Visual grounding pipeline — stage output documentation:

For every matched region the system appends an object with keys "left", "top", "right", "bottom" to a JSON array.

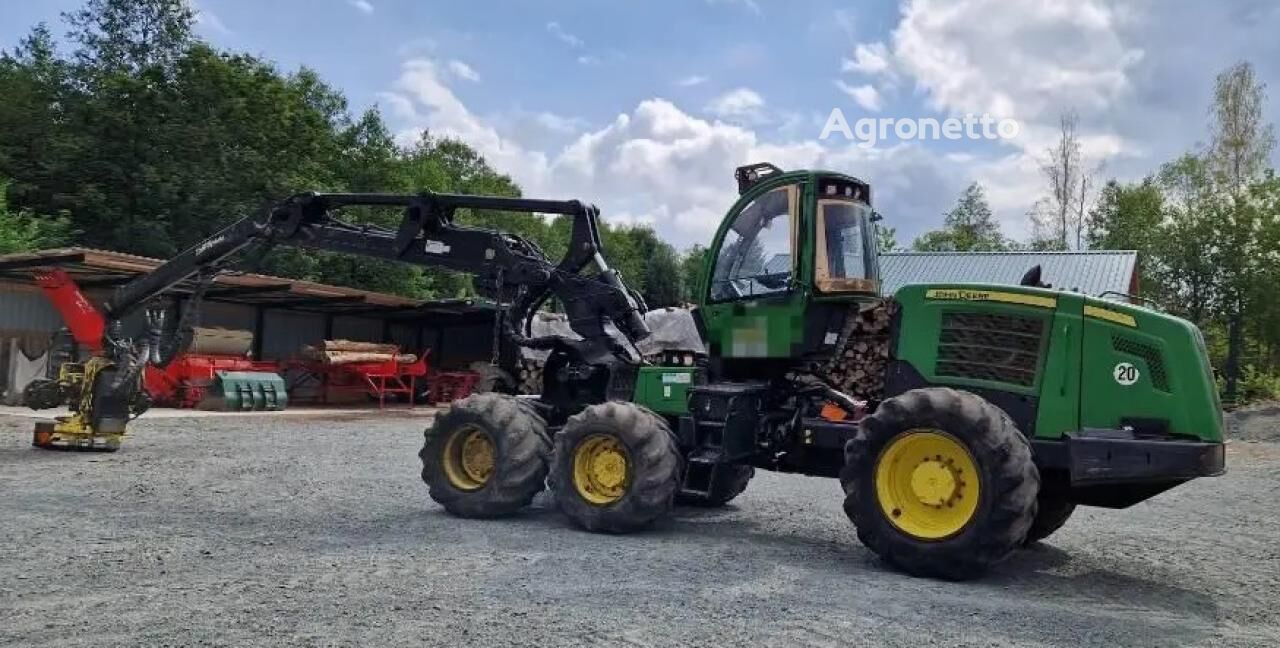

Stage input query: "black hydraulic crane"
[{"left": 29, "top": 191, "right": 651, "bottom": 450}]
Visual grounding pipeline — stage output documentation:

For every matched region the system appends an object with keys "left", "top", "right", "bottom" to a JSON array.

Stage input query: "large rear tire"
[
  {"left": 551, "top": 402, "right": 682, "bottom": 533},
  {"left": 420, "top": 393, "right": 550, "bottom": 518},
  {"left": 841, "top": 387, "right": 1039, "bottom": 580}
]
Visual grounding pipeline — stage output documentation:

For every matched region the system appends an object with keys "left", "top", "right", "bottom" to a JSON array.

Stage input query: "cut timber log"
[
  {"left": 301, "top": 341, "right": 416, "bottom": 365},
  {"left": 321, "top": 339, "right": 399, "bottom": 355},
  {"left": 186, "top": 327, "right": 253, "bottom": 356}
]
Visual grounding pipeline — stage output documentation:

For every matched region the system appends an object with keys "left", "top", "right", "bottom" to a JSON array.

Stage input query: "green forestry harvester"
[{"left": 41, "top": 163, "right": 1224, "bottom": 579}]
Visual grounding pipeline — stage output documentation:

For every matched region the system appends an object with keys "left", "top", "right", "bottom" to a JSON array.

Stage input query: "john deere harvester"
[{"left": 43, "top": 163, "right": 1224, "bottom": 579}]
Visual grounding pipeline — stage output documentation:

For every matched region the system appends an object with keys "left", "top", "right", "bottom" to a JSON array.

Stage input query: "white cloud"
[
  {"left": 677, "top": 75, "right": 709, "bottom": 87},
  {"left": 842, "top": 42, "right": 891, "bottom": 76},
  {"left": 890, "top": 0, "right": 1141, "bottom": 132},
  {"left": 378, "top": 59, "right": 991, "bottom": 246},
  {"left": 546, "top": 21, "right": 584, "bottom": 48},
  {"left": 447, "top": 60, "right": 480, "bottom": 83},
  {"left": 835, "top": 81, "right": 883, "bottom": 112},
  {"left": 705, "top": 87, "right": 766, "bottom": 122},
  {"left": 348, "top": 0, "right": 374, "bottom": 15},
  {"left": 577, "top": 55, "right": 601, "bottom": 66}
]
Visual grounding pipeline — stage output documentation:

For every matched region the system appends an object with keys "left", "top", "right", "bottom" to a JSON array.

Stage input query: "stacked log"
[
  {"left": 301, "top": 339, "right": 416, "bottom": 365},
  {"left": 517, "top": 357, "right": 545, "bottom": 395},
  {"left": 818, "top": 298, "right": 897, "bottom": 403}
]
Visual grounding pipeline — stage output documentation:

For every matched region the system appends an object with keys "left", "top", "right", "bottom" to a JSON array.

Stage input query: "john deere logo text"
[
  {"left": 928, "top": 289, "right": 991, "bottom": 301},
  {"left": 924, "top": 288, "right": 1057, "bottom": 309}
]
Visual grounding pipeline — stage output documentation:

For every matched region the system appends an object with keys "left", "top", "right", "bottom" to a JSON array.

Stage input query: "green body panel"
[
  {"left": 632, "top": 366, "right": 697, "bottom": 415},
  {"left": 1076, "top": 296, "right": 1223, "bottom": 442},
  {"left": 1034, "top": 293, "right": 1083, "bottom": 438},
  {"left": 891, "top": 284, "right": 1222, "bottom": 443},
  {"left": 700, "top": 300, "right": 811, "bottom": 359}
]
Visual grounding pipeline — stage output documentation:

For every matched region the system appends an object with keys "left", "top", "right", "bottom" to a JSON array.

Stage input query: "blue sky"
[{"left": 4, "top": 0, "right": 1280, "bottom": 249}]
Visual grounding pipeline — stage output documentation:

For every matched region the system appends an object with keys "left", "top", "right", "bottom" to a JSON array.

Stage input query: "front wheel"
[
  {"left": 419, "top": 393, "right": 550, "bottom": 518},
  {"left": 841, "top": 388, "right": 1039, "bottom": 580},
  {"left": 551, "top": 402, "right": 682, "bottom": 533}
]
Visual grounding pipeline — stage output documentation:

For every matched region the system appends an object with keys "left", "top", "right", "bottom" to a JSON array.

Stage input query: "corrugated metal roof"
[
  {"left": 0, "top": 247, "right": 495, "bottom": 319},
  {"left": 880, "top": 251, "right": 1137, "bottom": 298}
]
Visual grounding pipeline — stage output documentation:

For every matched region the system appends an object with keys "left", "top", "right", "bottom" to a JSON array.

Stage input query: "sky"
[{"left": 3, "top": 0, "right": 1280, "bottom": 250}]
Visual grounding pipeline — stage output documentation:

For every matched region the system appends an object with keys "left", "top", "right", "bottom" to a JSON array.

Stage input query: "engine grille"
[
  {"left": 936, "top": 312, "right": 1045, "bottom": 387},
  {"left": 1112, "top": 336, "right": 1170, "bottom": 392}
]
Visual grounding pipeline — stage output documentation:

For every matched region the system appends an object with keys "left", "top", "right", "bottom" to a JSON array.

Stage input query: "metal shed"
[
  {"left": 0, "top": 247, "right": 499, "bottom": 403},
  {"left": 879, "top": 250, "right": 1139, "bottom": 300}
]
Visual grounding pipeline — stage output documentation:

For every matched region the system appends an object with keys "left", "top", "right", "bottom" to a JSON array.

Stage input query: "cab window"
[
  {"left": 709, "top": 185, "right": 797, "bottom": 301},
  {"left": 815, "top": 199, "right": 877, "bottom": 293}
]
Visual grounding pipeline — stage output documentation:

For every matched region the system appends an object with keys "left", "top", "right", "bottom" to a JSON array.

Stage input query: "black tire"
[
  {"left": 419, "top": 393, "right": 551, "bottom": 518},
  {"left": 1025, "top": 494, "right": 1076, "bottom": 544},
  {"left": 675, "top": 465, "right": 754, "bottom": 507},
  {"left": 841, "top": 387, "right": 1039, "bottom": 580},
  {"left": 551, "top": 401, "right": 682, "bottom": 533}
]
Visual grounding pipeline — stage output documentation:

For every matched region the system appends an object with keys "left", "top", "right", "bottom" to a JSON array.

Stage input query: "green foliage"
[
  {"left": 876, "top": 226, "right": 898, "bottom": 252},
  {"left": 1234, "top": 366, "right": 1280, "bottom": 404},
  {"left": 679, "top": 244, "right": 709, "bottom": 303},
  {"left": 0, "top": 0, "right": 704, "bottom": 304},
  {"left": 912, "top": 182, "right": 1007, "bottom": 251},
  {"left": 0, "top": 179, "right": 73, "bottom": 253}
]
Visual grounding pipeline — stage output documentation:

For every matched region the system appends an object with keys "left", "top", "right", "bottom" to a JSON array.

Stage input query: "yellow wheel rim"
[
  {"left": 874, "top": 429, "right": 980, "bottom": 540},
  {"left": 572, "top": 434, "right": 630, "bottom": 505},
  {"left": 442, "top": 425, "right": 495, "bottom": 491}
]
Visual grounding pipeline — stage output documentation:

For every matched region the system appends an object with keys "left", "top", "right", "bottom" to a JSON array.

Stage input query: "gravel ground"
[{"left": 2, "top": 411, "right": 1278, "bottom": 648}]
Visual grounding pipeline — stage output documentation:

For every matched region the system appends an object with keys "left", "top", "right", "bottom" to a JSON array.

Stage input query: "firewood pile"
[
  {"left": 816, "top": 298, "right": 897, "bottom": 402},
  {"left": 517, "top": 357, "right": 545, "bottom": 395},
  {"left": 301, "top": 339, "right": 417, "bottom": 365}
]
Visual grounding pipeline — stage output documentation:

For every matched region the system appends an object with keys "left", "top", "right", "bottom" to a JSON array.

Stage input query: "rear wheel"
[
  {"left": 551, "top": 402, "right": 681, "bottom": 533},
  {"left": 420, "top": 393, "right": 550, "bottom": 517},
  {"left": 841, "top": 388, "right": 1039, "bottom": 580}
]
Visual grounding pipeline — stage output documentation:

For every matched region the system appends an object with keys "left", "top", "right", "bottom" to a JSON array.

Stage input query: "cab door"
[{"left": 699, "top": 180, "right": 810, "bottom": 360}]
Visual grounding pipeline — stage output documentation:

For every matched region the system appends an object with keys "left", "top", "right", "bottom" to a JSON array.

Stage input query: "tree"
[
  {"left": 680, "top": 244, "right": 708, "bottom": 303},
  {"left": 64, "top": 0, "right": 194, "bottom": 73},
  {"left": 1205, "top": 62, "right": 1277, "bottom": 401},
  {"left": 1036, "top": 110, "right": 1096, "bottom": 249},
  {"left": 876, "top": 226, "right": 898, "bottom": 252},
  {"left": 1208, "top": 62, "right": 1276, "bottom": 190},
  {"left": 1086, "top": 178, "right": 1164, "bottom": 280},
  {"left": 0, "top": 178, "right": 72, "bottom": 254},
  {"left": 912, "top": 182, "right": 1006, "bottom": 251}
]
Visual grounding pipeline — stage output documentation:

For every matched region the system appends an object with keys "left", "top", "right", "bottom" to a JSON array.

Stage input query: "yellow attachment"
[
  {"left": 32, "top": 356, "right": 125, "bottom": 452},
  {"left": 442, "top": 425, "right": 496, "bottom": 491},
  {"left": 572, "top": 434, "right": 630, "bottom": 505},
  {"left": 874, "top": 430, "right": 981, "bottom": 540}
]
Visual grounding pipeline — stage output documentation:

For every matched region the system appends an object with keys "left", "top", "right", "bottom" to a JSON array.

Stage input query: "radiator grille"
[
  {"left": 936, "top": 312, "right": 1045, "bottom": 387},
  {"left": 1112, "top": 336, "right": 1169, "bottom": 392}
]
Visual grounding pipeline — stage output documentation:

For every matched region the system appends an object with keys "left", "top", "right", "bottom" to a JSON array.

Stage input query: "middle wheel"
[{"left": 551, "top": 401, "right": 682, "bottom": 533}]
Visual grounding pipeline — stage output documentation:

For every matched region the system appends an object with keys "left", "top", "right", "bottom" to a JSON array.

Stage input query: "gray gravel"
[{"left": 2, "top": 412, "right": 1278, "bottom": 648}]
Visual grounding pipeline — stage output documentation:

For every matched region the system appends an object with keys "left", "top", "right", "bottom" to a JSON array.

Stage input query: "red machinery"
[
  {"left": 34, "top": 268, "right": 282, "bottom": 409},
  {"left": 286, "top": 347, "right": 431, "bottom": 408}
]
